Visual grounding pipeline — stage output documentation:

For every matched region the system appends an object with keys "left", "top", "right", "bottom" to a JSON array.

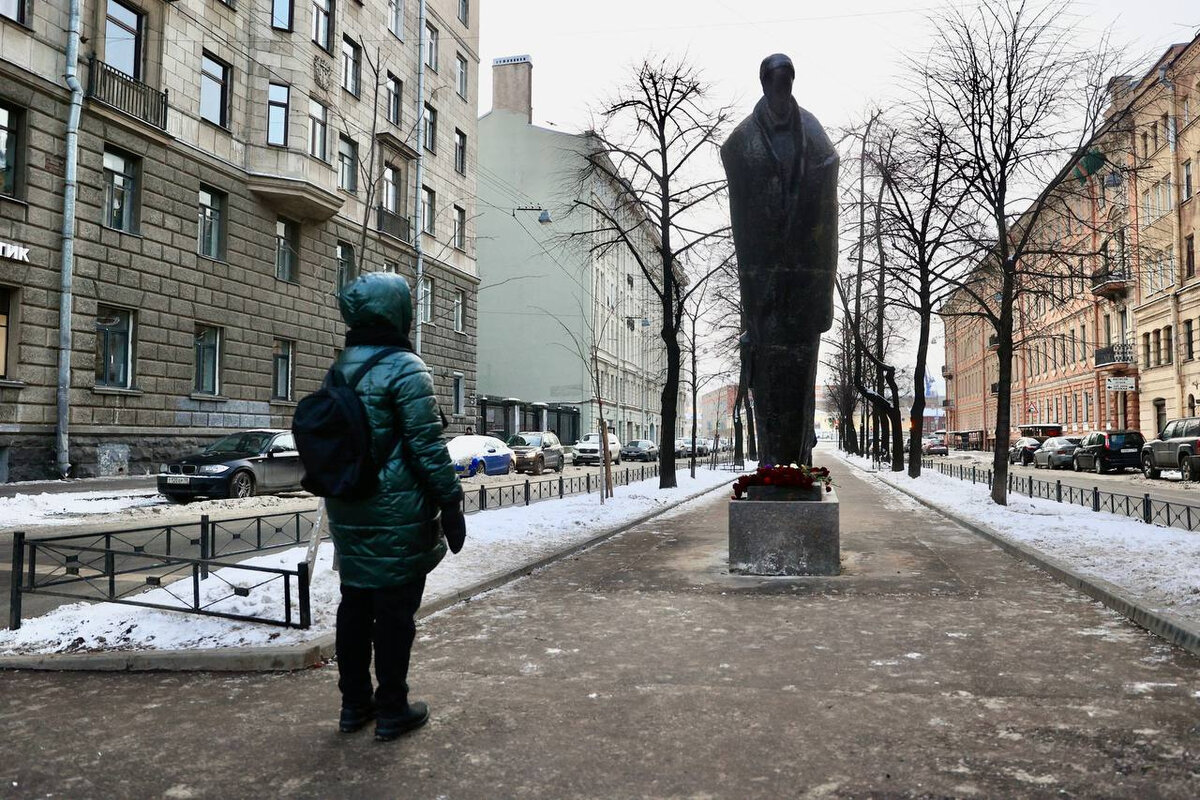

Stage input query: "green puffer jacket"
[{"left": 325, "top": 272, "right": 462, "bottom": 588}]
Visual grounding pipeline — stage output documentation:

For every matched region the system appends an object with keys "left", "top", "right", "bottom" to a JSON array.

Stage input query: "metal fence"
[{"left": 912, "top": 458, "right": 1200, "bottom": 533}]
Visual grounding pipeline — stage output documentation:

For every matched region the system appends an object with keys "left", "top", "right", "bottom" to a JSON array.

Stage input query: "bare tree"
[
  {"left": 824, "top": 277, "right": 861, "bottom": 454},
  {"left": 917, "top": 0, "right": 1126, "bottom": 504},
  {"left": 571, "top": 56, "right": 733, "bottom": 489}
]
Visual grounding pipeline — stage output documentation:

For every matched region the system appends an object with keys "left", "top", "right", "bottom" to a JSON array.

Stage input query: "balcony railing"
[
  {"left": 942, "top": 399, "right": 953, "bottom": 408},
  {"left": 1091, "top": 268, "right": 1132, "bottom": 298},
  {"left": 1094, "top": 343, "right": 1135, "bottom": 367},
  {"left": 376, "top": 206, "right": 413, "bottom": 243},
  {"left": 987, "top": 334, "right": 1000, "bottom": 350},
  {"left": 87, "top": 58, "right": 168, "bottom": 131},
  {"left": 941, "top": 365, "right": 953, "bottom": 378}
]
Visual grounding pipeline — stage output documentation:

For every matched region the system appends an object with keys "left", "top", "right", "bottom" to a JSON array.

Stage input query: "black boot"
[
  {"left": 338, "top": 703, "right": 375, "bottom": 733},
  {"left": 374, "top": 701, "right": 430, "bottom": 741}
]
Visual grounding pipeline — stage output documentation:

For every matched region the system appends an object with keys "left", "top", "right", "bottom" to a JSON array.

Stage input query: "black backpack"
[{"left": 293, "top": 347, "right": 402, "bottom": 499}]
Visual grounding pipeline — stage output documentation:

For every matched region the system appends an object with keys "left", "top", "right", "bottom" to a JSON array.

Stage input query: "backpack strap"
[{"left": 343, "top": 346, "right": 404, "bottom": 390}]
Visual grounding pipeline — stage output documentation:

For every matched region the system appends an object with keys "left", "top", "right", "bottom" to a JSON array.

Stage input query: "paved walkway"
[{"left": 2, "top": 457, "right": 1198, "bottom": 798}]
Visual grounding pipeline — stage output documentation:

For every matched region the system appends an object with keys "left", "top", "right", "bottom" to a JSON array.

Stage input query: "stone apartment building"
[
  {"left": 475, "top": 56, "right": 686, "bottom": 447},
  {"left": 0, "top": 0, "right": 479, "bottom": 481},
  {"left": 943, "top": 33, "right": 1200, "bottom": 448}
]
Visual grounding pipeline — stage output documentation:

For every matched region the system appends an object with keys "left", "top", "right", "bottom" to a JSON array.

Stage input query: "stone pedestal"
[{"left": 728, "top": 489, "right": 840, "bottom": 576}]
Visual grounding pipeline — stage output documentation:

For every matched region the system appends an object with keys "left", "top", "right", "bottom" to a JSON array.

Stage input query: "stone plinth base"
[{"left": 728, "top": 489, "right": 840, "bottom": 576}]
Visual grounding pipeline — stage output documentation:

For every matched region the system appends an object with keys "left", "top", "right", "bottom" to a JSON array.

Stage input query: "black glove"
[{"left": 441, "top": 501, "right": 466, "bottom": 554}]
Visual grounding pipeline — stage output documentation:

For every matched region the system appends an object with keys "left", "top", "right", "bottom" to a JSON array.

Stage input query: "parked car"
[
  {"left": 620, "top": 439, "right": 659, "bottom": 462},
  {"left": 673, "top": 438, "right": 690, "bottom": 457},
  {"left": 1140, "top": 417, "right": 1200, "bottom": 479},
  {"left": 922, "top": 439, "right": 949, "bottom": 456},
  {"left": 1007, "top": 436, "right": 1046, "bottom": 466},
  {"left": 677, "top": 437, "right": 711, "bottom": 457},
  {"left": 574, "top": 432, "right": 622, "bottom": 466},
  {"left": 506, "top": 431, "right": 565, "bottom": 475},
  {"left": 1073, "top": 430, "right": 1145, "bottom": 474},
  {"left": 446, "top": 435, "right": 514, "bottom": 477},
  {"left": 158, "top": 429, "right": 303, "bottom": 503},
  {"left": 1032, "top": 436, "right": 1082, "bottom": 469}
]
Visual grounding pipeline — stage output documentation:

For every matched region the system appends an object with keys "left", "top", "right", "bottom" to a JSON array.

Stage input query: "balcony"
[
  {"left": 1091, "top": 268, "right": 1132, "bottom": 301},
  {"left": 987, "top": 334, "right": 999, "bottom": 351},
  {"left": 990, "top": 382, "right": 999, "bottom": 395},
  {"left": 87, "top": 58, "right": 168, "bottom": 131},
  {"left": 376, "top": 206, "right": 413, "bottom": 243},
  {"left": 942, "top": 399, "right": 953, "bottom": 408},
  {"left": 941, "top": 365, "right": 953, "bottom": 379},
  {"left": 1094, "top": 343, "right": 1135, "bottom": 369}
]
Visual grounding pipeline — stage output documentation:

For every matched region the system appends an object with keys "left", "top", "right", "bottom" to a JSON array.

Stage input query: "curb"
[
  {"left": 0, "top": 475, "right": 736, "bottom": 673},
  {"left": 846, "top": 459, "right": 1200, "bottom": 659}
]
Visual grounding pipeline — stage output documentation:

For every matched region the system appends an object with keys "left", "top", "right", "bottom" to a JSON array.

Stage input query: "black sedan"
[
  {"left": 1032, "top": 436, "right": 1082, "bottom": 469},
  {"left": 620, "top": 439, "right": 659, "bottom": 462},
  {"left": 158, "top": 429, "right": 304, "bottom": 503},
  {"left": 1007, "top": 436, "right": 1046, "bottom": 466}
]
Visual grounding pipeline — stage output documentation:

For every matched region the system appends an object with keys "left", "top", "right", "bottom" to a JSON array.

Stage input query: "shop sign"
[
  {"left": 1, "top": 241, "right": 31, "bottom": 263},
  {"left": 1105, "top": 377, "right": 1136, "bottom": 392}
]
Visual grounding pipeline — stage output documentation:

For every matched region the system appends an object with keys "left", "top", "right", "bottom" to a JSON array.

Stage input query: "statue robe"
[{"left": 721, "top": 96, "right": 839, "bottom": 466}]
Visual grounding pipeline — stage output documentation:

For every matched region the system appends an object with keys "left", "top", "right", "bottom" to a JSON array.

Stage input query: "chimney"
[{"left": 492, "top": 55, "right": 533, "bottom": 123}]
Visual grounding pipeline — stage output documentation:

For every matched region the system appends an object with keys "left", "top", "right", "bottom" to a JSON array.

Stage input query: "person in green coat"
[{"left": 326, "top": 271, "right": 466, "bottom": 741}]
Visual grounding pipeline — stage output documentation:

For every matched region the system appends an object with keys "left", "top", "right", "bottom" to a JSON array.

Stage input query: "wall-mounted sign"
[
  {"left": 1105, "top": 377, "right": 1136, "bottom": 392},
  {"left": 1, "top": 242, "right": 31, "bottom": 263}
]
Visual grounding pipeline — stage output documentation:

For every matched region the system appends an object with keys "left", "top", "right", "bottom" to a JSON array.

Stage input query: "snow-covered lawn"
[
  {"left": 832, "top": 451, "right": 1200, "bottom": 626},
  {"left": 0, "top": 467, "right": 743, "bottom": 655}
]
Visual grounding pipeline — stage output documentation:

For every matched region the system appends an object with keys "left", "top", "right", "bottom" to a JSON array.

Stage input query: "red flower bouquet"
[{"left": 731, "top": 464, "right": 833, "bottom": 500}]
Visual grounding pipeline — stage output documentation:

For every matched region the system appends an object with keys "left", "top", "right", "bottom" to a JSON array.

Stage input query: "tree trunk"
[
  {"left": 990, "top": 271, "right": 1016, "bottom": 505},
  {"left": 745, "top": 390, "right": 758, "bottom": 460},
  {"left": 658, "top": 324, "right": 681, "bottom": 489},
  {"left": 907, "top": 291, "right": 932, "bottom": 477},
  {"left": 689, "top": 324, "right": 699, "bottom": 479}
]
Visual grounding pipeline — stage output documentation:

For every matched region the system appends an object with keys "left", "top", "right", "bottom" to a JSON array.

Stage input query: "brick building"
[{"left": 0, "top": 0, "right": 479, "bottom": 480}]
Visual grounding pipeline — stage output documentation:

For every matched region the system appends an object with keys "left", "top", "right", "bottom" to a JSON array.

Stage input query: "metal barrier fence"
[{"left": 910, "top": 458, "right": 1200, "bottom": 533}]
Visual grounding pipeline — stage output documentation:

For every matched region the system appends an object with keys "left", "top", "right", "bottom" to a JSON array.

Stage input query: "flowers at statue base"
[{"left": 731, "top": 464, "right": 833, "bottom": 500}]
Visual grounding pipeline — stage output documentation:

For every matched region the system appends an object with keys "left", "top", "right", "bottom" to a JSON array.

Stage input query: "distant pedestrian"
[
  {"left": 325, "top": 272, "right": 466, "bottom": 742},
  {"left": 465, "top": 425, "right": 474, "bottom": 435}
]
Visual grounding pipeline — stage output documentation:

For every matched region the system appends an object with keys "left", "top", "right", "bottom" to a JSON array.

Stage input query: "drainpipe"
[
  {"left": 412, "top": 0, "right": 428, "bottom": 355},
  {"left": 55, "top": 0, "right": 84, "bottom": 478}
]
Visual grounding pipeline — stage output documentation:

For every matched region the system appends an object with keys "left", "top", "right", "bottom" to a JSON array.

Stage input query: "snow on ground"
[
  {"left": 0, "top": 489, "right": 167, "bottom": 527},
  {"left": 0, "top": 466, "right": 742, "bottom": 655},
  {"left": 831, "top": 451, "right": 1200, "bottom": 626}
]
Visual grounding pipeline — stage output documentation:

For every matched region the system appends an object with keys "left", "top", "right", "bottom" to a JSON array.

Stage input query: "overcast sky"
[{"left": 475, "top": 1, "right": 1200, "bottom": 392}]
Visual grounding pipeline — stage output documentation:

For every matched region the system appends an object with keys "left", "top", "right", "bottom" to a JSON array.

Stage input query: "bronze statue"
[{"left": 721, "top": 54, "right": 839, "bottom": 467}]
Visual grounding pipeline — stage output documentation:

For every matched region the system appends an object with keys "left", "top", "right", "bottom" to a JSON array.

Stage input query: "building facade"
[
  {"left": 475, "top": 56, "right": 685, "bottom": 446},
  {"left": 0, "top": 0, "right": 479, "bottom": 481}
]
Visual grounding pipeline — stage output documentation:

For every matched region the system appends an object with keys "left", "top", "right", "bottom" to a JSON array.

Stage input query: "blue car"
[{"left": 447, "top": 435, "right": 515, "bottom": 477}]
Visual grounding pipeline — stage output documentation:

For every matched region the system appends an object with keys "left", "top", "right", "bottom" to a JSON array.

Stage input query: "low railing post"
[
  {"left": 9, "top": 532, "right": 25, "bottom": 631},
  {"left": 1055, "top": 480, "right": 1062, "bottom": 504},
  {"left": 1092, "top": 487, "right": 1100, "bottom": 512},
  {"left": 971, "top": 466, "right": 976, "bottom": 484},
  {"left": 105, "top": 549, "right": 116, "bottom": 600},
  {"left": 524, "top": 480, "right": 531, "bottom": 506},
  {"left": 1143, "top": 493, "right": 1152, "bottom": 524},
  {"left": 559, "top": 475, "right": 565, "bottom": 497},
  {"left": 586, "top": 473, "right": 591, "bottom": 493},
  {"left": 1028, "top": 477, "right": 1034, "bottom": 498},
  {"left": 199, "top": 515, "right": 210, "bottom": 579},
  {"left": 479, "top": 484, "right": 486, "bottom": 511},
  {"left": 297, "top": 562, "right": 311, "bottom": 629}
]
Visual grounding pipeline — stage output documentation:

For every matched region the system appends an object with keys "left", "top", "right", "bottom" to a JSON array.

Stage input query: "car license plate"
[
  {"left": 166, "top": 476, "right": 189, "bottom": 484},
  {"left": 1120, "top": 448, "right": 1135, "bottom": 453}
]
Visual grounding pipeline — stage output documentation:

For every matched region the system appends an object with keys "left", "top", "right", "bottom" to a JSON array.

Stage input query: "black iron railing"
[
  {"left": 910, "top": 457, "right": 1200, "bottom": 533},
  {"left": 461, "top": 462, "right": 662, "bottom": 513},
  {"left": 1091, "top": 268, "right": 1132, "bottom": 292},
  {"left": 87, "top": 57, "right": 169, "bottom": 131},
  {"left": 1094, "top": 343, "right": 1135, "bottom": 367},
  {"left": 376, "top": 206, "right": 412, "bottom": 242}
]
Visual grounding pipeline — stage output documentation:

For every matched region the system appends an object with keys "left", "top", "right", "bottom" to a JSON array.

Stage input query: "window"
[
  {"left": 194, "top": 326, "right": 221, "bottom": 395},
  {"left": 457, "top": 0, "right": 468, "bottom": 25},
  {"left": 452, "top": 372, "right": 465, "bottom": 415},
  {"left": 1165, "top": 325, "right": 1174, "bottom": 364},
  {"left": 453, "top": 205, "right": 466, "bottom": 250},
  {"left": 1188, "top": 235, "right": 1196, "bottom": 279},
  {"left": 454, "top": 128, "right": 467, "bottom": 174},
  {"left": 425, "top": 22, "right": 438, "bottom": 70},
  {"left": 0, "top": 286, "right": 10, "bottom": 379},
  {"left": 423, "top": 103, "right": 437, "bottom": 152},
  {"left": 341, "top": 36, "right": 361, "bottom": 96},
  {"left": 417, "top": 275, "right": 432, "bottom": 323},
  {"left": 456, "top": 53, "right": 468, "bottom": 99},
  {"left": 1186, "top": 161, "right": 1194, "bottom": 201},
  {"left": 308, "top": 98, "right": 327, "bottom": 159},
  {"left": 312, "top": 0, "right": 332, "bottom": 49},
  {"left": 104, "top": 0, "right": 142, "bottom": 79},
  {"left": 272, "top": 339, "right": 293, "bottom": 400},
  {"left": 1187, "top": 320, "right": 1195, "bottom": 361},
  {"left": 271, "top": 0, "right": 292, "bottom": 29},
  {"left": 200, "top": 53, "right": 231, "bottom": 128},
  {"left": 95, "top": 307, "right": 133, "bottom": 388},
  {"left": 275, "top": 217, "right": 299, "bottom": 282},
  {"left": 197, "top": 185, "right": 225, "bottom": 259},
  {"left": 1153, "top": 329, "right": 1162, "bottom": 365},
  {"left": 386, "top": 73, "right": 402, "bottom": 124},
  {"left": 1, "top": 0, "right": 27, "bottom": 24},
  {"left": 421, "top": 185, "right": 435, "bottom": 234},
  {"left": 338, "top": 136, "right": 358, "bottom": 191},
  {"left": 453, "top": 289, "right": 464, "bottom": 333},
  {"left": 387, "top": 0, "right": 403, "bottom": 38},
  {"left": 381, "top": 164, "right": 399, "bottom": 213},
  {"left": 102, "top": 148, "right": 138, "bottom": 232},
  {"left": 267, "top": 83, "right": 289, "bottom": 146},
  {"left": 0, "top": 103, "right": 17, "bottom": 197},
  {"left": 336, "top": 241, "right": 354, "bottom": 289}
]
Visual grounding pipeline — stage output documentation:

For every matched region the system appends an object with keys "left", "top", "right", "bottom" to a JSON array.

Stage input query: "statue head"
[{"left": 759, "top": 53, "right": 795, "bottom": 114}]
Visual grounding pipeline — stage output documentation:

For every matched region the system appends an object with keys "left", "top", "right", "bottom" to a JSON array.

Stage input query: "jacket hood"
[{"left": 338, "top": 272, "right": 413, "bottom": 336}]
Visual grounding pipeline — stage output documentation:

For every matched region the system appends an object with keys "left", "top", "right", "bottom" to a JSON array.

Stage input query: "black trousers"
[{"left": 335, "top": 576, "right": 427, "bottom": 713}]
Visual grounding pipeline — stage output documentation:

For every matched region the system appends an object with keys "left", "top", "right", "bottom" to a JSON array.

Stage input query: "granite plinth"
[{"left": 728, "top": 488, "right": 840, "bottom": 576}]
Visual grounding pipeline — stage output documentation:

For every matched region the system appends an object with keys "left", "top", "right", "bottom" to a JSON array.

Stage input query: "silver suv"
[{"left": 1141, "top": 418, "right": 1200, "bottom": 480}]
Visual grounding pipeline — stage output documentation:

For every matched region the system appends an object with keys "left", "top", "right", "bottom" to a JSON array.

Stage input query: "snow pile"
[
  {"left": 834, "top": 452, "right": 1200, "bottom": 624},
  {"left": 0, "top": 466, "right": 744, "bottom": 655},
  {"left": 0, "top": 489, "right": 166, "bottom": 527}
]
